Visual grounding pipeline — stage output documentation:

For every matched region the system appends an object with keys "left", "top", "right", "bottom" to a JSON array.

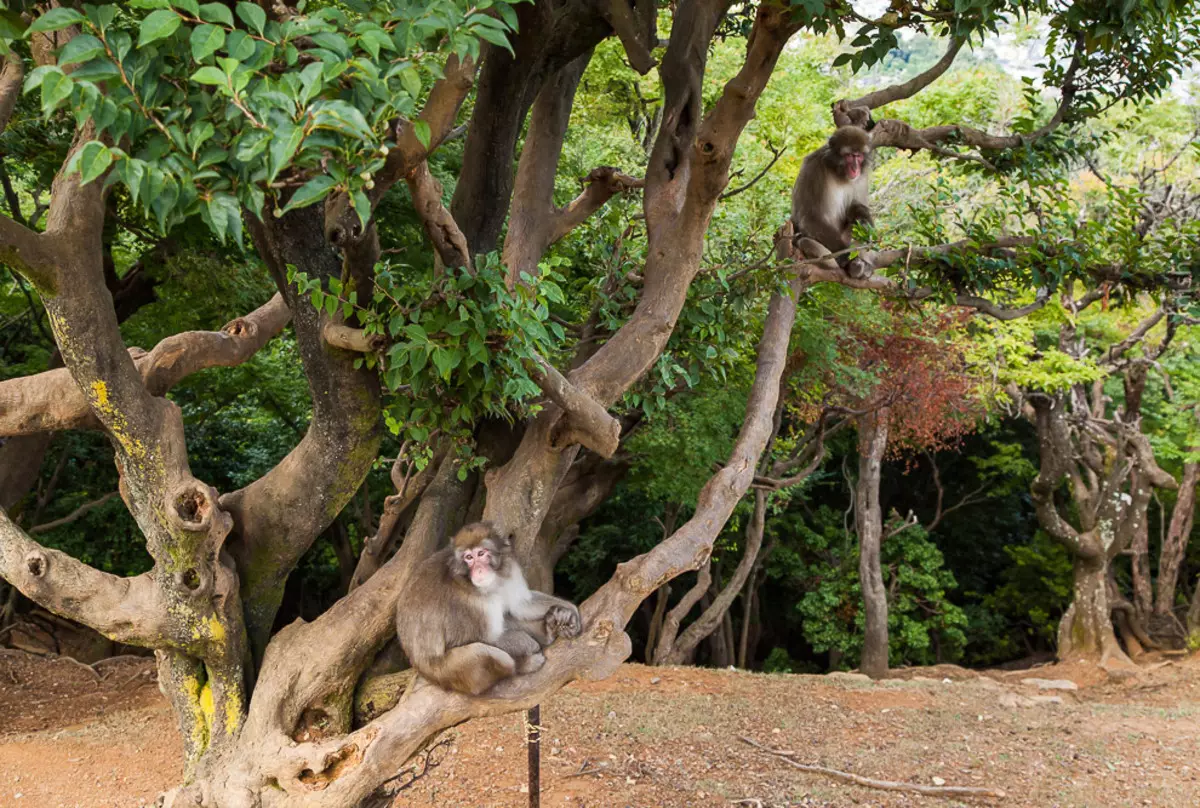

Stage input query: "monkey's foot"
[
  {"left": 546, "top": 605, "right": 582, "bottom": 640},
  {"left": 515, "top": 652, "right": 546, "bottom": 675}
]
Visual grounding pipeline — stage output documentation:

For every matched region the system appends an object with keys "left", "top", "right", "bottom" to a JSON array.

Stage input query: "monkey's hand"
[
  {"left": 545, "top": 604, "right": 582, "bottom": 642},
  {"left": 844, "top": 256, "right": 874, "bottom": 280}
]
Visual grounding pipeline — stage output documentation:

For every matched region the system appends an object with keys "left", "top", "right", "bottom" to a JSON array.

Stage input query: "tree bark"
[
  {"left": 1130, "top": 501, "right": 1153, "bottom": 618},
  {"left": 655, "top": 488, "right": 768, "bottom": 666},
  {"left": 856, "top": 409, "right": 890, "bottom": 679},
  {"left": 1155, "top": 461, "right": 1198, "bottom": 615},
  {"left": 1057, "top": 548, "right": 1126, "bottom": 663},
  {"left": 1188, "top": 575, "right": 1200, "bottom": 643}
]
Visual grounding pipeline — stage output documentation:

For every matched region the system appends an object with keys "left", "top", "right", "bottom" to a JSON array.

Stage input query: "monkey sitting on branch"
[
  {"left": 397, "top": 522, "right": 583, "bottom": 696},
  {"left": 790, "top": 126, "right": 876, "bottom": 280}
]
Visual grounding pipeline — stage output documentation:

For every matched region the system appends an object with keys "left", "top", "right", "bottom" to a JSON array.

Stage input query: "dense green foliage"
[{"left": 2, "top": 3, "right": 1198, "bottom": 672}]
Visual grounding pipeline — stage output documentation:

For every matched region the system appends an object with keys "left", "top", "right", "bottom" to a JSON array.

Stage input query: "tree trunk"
[
  {"left": 645, "top": 583, "right": 670, "bottom": 661},
  {"left": 1188, "top": 575, "right": 1200, "bottom": 643},
  {"left": 1057, "top": 550, "right": 1126, "bottom": 663},
  {"left": 856, "top": 409, "right": 890, "bottom": 680},
  {"left": 1155, "top": 461, "right": 1198, "bottom": 615},
  {"left": 1130, "top": 502, "right": 1153, "bottom": 619}
]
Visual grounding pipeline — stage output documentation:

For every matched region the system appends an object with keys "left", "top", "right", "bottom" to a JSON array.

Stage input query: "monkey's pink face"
[
  {"left": 843, "top": 151, "right": 865, "bottom": 179},
  {"left": 462, "top": 547, "right": 497, "bottom": 588}
]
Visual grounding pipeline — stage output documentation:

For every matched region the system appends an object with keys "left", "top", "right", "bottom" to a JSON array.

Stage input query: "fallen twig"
[{"left": 739, "top": 736, "right": 1006, "bottom": 799}]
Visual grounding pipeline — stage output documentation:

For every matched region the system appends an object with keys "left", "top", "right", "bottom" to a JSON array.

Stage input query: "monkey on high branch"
[
  {"left": 397, "top": 522, "right": 583, "bottom": 696},
  {"left": 790, "top": 126, "right": 876, "bottom": 280}
]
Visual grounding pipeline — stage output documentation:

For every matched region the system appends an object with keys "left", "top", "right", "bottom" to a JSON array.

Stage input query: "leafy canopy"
[{"left": 11, "top": 0, "right": 524, "bottom": 241}]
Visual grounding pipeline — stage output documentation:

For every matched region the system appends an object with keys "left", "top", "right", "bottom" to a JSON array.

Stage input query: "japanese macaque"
[
  {"left": 790, "top": 126, "right": 875, "bottom": 279},
  {"left": 396, "top": 522, "right": 583, "bottom": 696}
]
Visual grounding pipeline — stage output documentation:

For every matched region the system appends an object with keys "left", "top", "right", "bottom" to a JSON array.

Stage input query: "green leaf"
[
  {"left": 268, "top": 121, "right": 304, "bottom": 182},
  {"left": 351, "top": 189, "right": 371, "bottom": 231},
  {"left": 171, "top": 0, "right": 201, "bottom": 15},
  {"left": 27, "top": 7, "right": 85, "bottom": 36},
  {"left": 282, "top": 174, "right": 336, "bottom": 212},
  {"left": 188, "top": 120, "right": 215, "bottom": 154},
  {"left": 298, "top": 61, "right": 324, "bottom": 105},
  {"left": 236, "top": 2, "right": 266, "bottom": 34},
  {"left": 496, "top": 3, "right": 519, "bottom": 32},
  {"left": 432, "top": 348, "right": 461, "bottom": 379},
  {"left": 473, "top": 26, "right": 513, "bottom": 55},
  {"left": 191, "top": 24, "right": 226, "bottom": 61},
  {"left": 129, "top": 0, "right": 171, "bottom": 8},
  {"left": 206, "top": 192, "right": 242, "bottom": 244},
  {"left": 138, "top": 9, "right": 182, "bottom": 47},
  {"left": 40, "top": 70, "right": 74, "bottom": 114},
  {"left": 69, "top": 58, "right": 121, "bottom": 81},
  {"left": 57, "top": 34, "right": 105, "bottom": 67},
  {"left": 192, "top": 65, "right": 227, "bottom": 85},
  {"left": 399, "top": 67, "right": 421, "bottom": 100},
  {"left": 412, "top": 119, "right": 431, "bottom": 149},
  {"left": 310, "top": 99, "right": 372, "bottom": 138},
  {"left": 78, "top": 141, "right": 112, "bottom": 185},
  {"left": 198, "top": 2, "right": 235, "bottom": 26},
  {"left": 225, "top": 29, "right": 255, "bottom": 60},
  {"left": 234, "top": 129, "right": 270, "bottom": 162}
]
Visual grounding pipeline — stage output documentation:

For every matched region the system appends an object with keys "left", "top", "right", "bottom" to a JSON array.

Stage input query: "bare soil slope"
[{"left": 1, "top": 650, "right": 1198, "bottom": 807}]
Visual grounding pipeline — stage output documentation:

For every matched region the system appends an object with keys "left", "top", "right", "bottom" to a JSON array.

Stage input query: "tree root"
[{"left": 739, "top": 736, "right": 1006, "bottom": 799}]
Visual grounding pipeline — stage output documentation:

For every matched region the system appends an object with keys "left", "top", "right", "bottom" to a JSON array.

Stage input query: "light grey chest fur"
[
  {"left": 825, "top": 176, "right": 864, "bottom": 223},
  {"left": 477, "top": 569, "right": 533, "bottom": 642}
]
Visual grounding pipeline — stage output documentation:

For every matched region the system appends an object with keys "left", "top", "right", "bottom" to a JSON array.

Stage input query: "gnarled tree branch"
[{"left": 0, "top": 294, "right": 291, "bottom": 436}]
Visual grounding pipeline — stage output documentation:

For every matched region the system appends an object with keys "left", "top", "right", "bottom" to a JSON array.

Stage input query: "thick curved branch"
[
  {"left": 841, "top": 37, "right": 965, "bottom": 111},
  {"left": 0, "top": 509, "right": 170, "bottom": 646},
  {"left": 229, "top": 209, "right": 382, "bottom": 658},
  {"left": 1029, "top": 396, "right": 1084, "bottom": 553},
  {"left": 369, "top": 55, "right": 478, "bottom": 205},
  {"left": 408, "top": 161, "right": 471, "bottom": 269},
  {"left": 0, "top": 294, "right": 291, "bottom": 436},
  {"left": 0, "top": 215, "right": 57, "bottom": 294},
  {"left": 602, "top": 0, "right": 657, "bottom": 74},
  {"left": 576, "top": 1, "right": 798, "bottom": 404},
  {"left": 528, "top": 356, "right": 621, "bottom": 459}
]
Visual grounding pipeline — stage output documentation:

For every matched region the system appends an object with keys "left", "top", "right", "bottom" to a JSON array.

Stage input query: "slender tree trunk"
[
  {"left": 856, "top": 409, "right": 890, "bottom": 679},
  {"left": 1188, "top": 575, "right": 1200, "bottom": 643},
  {"left": 645, "top": 584, "right": 669, "bottom": 661},
  {"left": 721, "top": 610, "right": 735, "bottom": 667},
  {"left": 655, "top": 490, "right": 769, "bottom": 666},
  {"left": 1130, "top": 506, "right": 1153, "bottom": 618},
  {"left": 737, "top": 580, "right": 756, "bottom": 669},
  {"left": 651, "top": 560, "right": 712, "bottom": 665},
  {"left": 1156, "top": 462, "right": 1198, "bottom": 615}
]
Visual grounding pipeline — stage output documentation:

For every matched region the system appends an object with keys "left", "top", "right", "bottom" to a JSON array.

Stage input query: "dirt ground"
[{"left": 1, "top": 650, "right": 1198, "bottom": 808}]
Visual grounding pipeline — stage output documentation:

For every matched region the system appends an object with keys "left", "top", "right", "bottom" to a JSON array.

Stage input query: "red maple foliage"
[{"left": 797, "top": 302, "right": 984, "bottom": 457}]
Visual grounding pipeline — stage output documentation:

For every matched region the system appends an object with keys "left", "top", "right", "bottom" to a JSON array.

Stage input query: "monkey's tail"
[{"left": 424, "top": 643, "right": 516, "bottom": 696}]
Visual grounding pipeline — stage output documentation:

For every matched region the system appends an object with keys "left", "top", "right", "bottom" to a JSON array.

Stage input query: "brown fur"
[
  {"left": 396, "top": 522, "right": 582, "bottom": 696},
  {"left": 790, "top": 126, "right": 875, "bottom": 279}
]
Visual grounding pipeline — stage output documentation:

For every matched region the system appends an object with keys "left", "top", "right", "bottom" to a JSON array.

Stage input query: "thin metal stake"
[{"left": 527, "top": 704, "right": 541, "bottom": 808}]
